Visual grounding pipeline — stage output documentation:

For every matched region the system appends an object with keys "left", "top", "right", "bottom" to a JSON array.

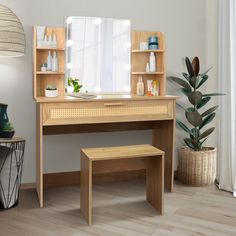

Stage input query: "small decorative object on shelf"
[
  {"left": 0, "top": 122, "right": 15, "bottom": 139},
  {"left": 0, "top": 138, "right": 25, "bottom": 210},
  {"left": 148, "top": 36, "right": 158, "bottom": 50},
  {"left": 45, "top": 84, "right": 58, "bottom": 97},
  {"left": 139, "top": 42, "right": 148, "bottom": 50},
  {"left": 149, "top": 52, "right": 156, "bottom": 72},
  {"left": 136, "top": 76, "right": 144, "bottom": 96},
  {"left": 67, "top": 77, "right": 83, "bottom": 94},
  {"left": 41, "top": 63, "right": 47, "bottom": 72}
]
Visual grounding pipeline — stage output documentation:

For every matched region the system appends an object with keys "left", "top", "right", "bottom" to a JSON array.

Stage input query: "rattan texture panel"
[{"left": 49, "top": 105, "right": 168, "bottom": 119}]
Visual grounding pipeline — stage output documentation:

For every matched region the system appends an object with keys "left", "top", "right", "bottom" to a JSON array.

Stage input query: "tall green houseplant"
[{"left": 169, "top": 57, "right": 223, "bottom": 151}]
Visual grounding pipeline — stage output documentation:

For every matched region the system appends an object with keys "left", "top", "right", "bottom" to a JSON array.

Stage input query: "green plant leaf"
[
  {"left": 186, "top": 110, "right": 203, "bottom": 127},
  {"left": 192, "top": 57, "right": 200, "bottom": 76},
  {"left": 196, "top": 97, "right": 211, "bottom": 109},
  {"left": 184, "top": 138, "right": 197, "bottom": 150},
  {"left": 185, "top": 57, "right": 194, "bottom": 77},
  {"left": 190, "top": 128, "right": 199, "bottom": 139},
  {"left": 201, "top": 105, "right": 218, "bottom": 117},
  {"left": 168, "top": 76, "right": 192, "bottom": 91},
  {"left": 199, "top": 127, "right": 215, "bottom": 140},
  {"left": 199, "top": 113, "right": 216, "bottom": 129},
  {"left": 196, "top": 74, "right": 208, "bottom": 89},
  {"left": 202, "top": 93, "right": 225, "bottom": 97},
  {"left": 177, "top": 120, "right": 192, "bottom": 135},
  {"left": 185, "top": 107, "right": 195, "bottom": 119},
  {"left": 188, "top": 91, "right": 203, "bottom": 105},
  {"left": 181, "top": 88, "right": 190, "bottom": 97},
  {"left": 182, "top": 73, "right": 190, "bottom": 81},
  {"left": 200, "top": 138, "right": 208, "bottom": 147},
  {"left": 189, "top": 76, "right": 200, "bottom": 89}
]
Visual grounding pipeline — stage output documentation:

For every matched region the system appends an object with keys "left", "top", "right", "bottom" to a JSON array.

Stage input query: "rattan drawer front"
[{"left": 42, "top": 100, "right": 174, "bottom": 125}]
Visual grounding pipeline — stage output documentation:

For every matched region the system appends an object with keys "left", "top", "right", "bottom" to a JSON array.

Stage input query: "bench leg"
[
  {"left": 146, "top": 155, "right": 164, "bottom": 215},
  {"left": 80, "top": 153, "right": 92, "bottom": 225}
]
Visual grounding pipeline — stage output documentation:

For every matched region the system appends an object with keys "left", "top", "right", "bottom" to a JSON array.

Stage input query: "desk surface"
[{"left": 35, "top": 95, "right": 178, "bottom": 103}]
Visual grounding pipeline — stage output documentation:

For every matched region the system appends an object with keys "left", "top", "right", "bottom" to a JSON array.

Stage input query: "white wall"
[{"left": 0, "top": 0, "right": 215, "bottom": 183}]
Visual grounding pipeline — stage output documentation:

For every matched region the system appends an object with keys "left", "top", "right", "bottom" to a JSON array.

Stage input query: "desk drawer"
[{"left": 42, "top": 99, "right": 174, "bottom": 126}]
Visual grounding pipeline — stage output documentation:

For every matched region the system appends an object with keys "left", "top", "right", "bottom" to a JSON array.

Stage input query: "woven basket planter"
[{"left": 178, "top": 147, "right": 217, "bottom": 186}]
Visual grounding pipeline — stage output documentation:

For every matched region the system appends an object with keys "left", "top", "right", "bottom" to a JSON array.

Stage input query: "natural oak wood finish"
[
  {"left": 35, "top": 95, "right": 176, "bottom": 208},
  {"left": 36, "top": 103, "right": 43, "bottom": 208},
  {"left": 33, "top": 27, "right": 176, "bottom": 208},
  {"left": 131, "top": 31, "right": 166, "bottom": 96},
  {"left": 42, "top": 99, "right": 174, "bottom": 126},
  {"left": 33, "top": 26, "right": 65, "bottom": 99},
  {"left": 43, "top": 170, "right": 146, "bottom": 188},
  {"left": 80, "top": 144, "right": 164, "bottom": 225}
]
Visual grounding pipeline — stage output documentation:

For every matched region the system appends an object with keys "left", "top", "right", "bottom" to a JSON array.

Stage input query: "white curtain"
[{"left": 217, "top": 0, "right": 236, "bottom": 197}]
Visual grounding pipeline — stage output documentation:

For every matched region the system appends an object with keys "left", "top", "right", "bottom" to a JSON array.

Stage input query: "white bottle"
[
  {"left": 43, "top": 35, "right": 48, "bottom": 47},
  {"left": 52, "top": 51, "right": 58, "bottom": 72},
  {"left": 136, "top": 76, "right": 144, "bottom": 96},
  {"left": 149, "top": 52, "right": 156, "bottom": 72},
  {"left": 146, "top": 62, "right": 150, "bottom": 72},
  {"left": 48, "top": 35, "right": 52, "bottom": 47},
  {"left": 47, "top": 51, "right": 52, "bottom": 71},
  {"left": 52, "top": 34, "right": 57, "bottom": 48}
]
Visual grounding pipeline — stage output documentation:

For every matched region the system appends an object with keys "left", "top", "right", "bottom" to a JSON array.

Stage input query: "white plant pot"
[{"left": 45, "top": 89, "right": 58, "bottom": 97}]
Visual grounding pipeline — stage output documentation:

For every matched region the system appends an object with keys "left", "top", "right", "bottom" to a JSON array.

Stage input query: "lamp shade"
[{"left": 0, "top": 4, "right": 25, "bottom": 57}]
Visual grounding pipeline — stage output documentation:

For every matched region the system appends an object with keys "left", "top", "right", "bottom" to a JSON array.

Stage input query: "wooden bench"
[{"left": 80, "top": 144, "right": 165, "bottom": 225}]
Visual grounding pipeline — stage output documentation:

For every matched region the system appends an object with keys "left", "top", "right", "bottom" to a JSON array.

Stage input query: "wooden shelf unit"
[
  {"left": 33, "top": 27, "right": 65, "bottom": 99},
  {"left": 131, "top": 31, "right": 166, "bottom": 96}
]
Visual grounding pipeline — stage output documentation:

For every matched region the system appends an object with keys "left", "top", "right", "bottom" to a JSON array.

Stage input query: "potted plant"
[
  {"left": 45, "top": 84, "right": 58, "bottom": 97},
  {"left": 67, "top": 77, "right": 83, "bottom": 94},
  {"left": 0, "top": 122, "right": 15, "bottom": 139},
  {"left": 169, "top": 57, "right": 224, "bottom": 186}
]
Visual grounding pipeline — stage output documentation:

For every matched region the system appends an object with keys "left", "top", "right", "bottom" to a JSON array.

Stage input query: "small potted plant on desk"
[
  {"left": 169, "top": 57, "right": 224, "bottom": 186},
  {"left": 0, "top": 122, "right": 15, "bottom": 139},
  {"left": 67, "top": 77, "right": 83, "bottom": 94},
  {"left": 45, "top": 84, "right": 58, "bottom": 97}
]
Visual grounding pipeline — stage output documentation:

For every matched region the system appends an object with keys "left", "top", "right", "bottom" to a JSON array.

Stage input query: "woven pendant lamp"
[{"left": 0, "top": 4, "right": 25, "bottom": 57}]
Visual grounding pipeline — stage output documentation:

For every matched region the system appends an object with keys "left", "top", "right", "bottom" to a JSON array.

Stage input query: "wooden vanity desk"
[
  {"left": 35, "top": 95, "right": 177, "bottom": 207},
  {"left": 33, "top": 27, "right": 177, "bottom": 207}
]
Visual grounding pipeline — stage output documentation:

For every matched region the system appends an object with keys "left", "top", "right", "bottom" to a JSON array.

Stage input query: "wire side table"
[{"left": 0, "top": 137, "right": 25, "bottom": 210}]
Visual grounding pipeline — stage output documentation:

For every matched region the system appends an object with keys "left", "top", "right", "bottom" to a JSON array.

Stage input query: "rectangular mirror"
[{"left": 66, "top": 16, "right": 131, "bottom": 94}]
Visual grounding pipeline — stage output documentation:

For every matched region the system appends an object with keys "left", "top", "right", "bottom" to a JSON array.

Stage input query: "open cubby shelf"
[
  {"left": 33, "top": 27, "right": 65, "bottom": 98},
  {"left": 131, "top": 31, "right": 166, "bottom": 96}
]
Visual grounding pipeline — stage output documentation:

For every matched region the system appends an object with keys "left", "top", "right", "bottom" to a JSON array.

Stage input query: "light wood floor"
[{"left": 0, "top": 180, "right": 236, "bottom": 236}]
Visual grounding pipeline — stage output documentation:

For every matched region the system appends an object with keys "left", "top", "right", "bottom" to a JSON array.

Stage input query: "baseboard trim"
[
  {"left": 20, "top": 170, "right": 146, "bottom": 190},
  {"left": 20, "top": 183, "right": 36, "bottom": 190}
]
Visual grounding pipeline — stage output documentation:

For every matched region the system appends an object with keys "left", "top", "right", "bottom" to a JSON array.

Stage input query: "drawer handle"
[{"left": 103, "top": 102, "right": 124, "bottom": 107}]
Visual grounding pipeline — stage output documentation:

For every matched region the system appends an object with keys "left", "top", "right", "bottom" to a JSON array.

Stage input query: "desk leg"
[
  {"left": 153, "top": 120, "right": 175, "bottom": 192},
  {"left": 36, "top": 104, "right": 43, "bottom": 207},
  {"left": 80, "top": 153, "right": 92, "bottom": 225},
  {"left": 146, "top": 155, "right": 164, "bottom": 214}
]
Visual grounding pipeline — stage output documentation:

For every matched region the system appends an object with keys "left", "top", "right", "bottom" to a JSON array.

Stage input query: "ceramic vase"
[{"left": 0, "top": 103, "right": 9, "bottom": 131}]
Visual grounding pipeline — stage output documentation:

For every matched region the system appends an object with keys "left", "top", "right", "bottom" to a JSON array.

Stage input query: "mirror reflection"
[{"left": 66, "top": 16, "right": 131, "bottom": 94}]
